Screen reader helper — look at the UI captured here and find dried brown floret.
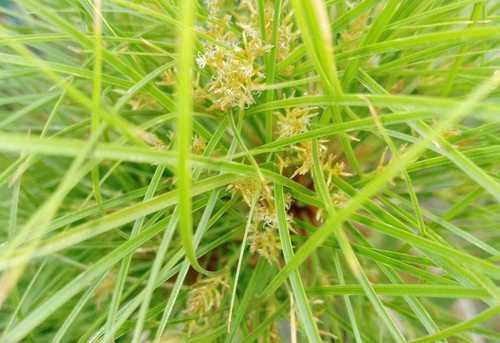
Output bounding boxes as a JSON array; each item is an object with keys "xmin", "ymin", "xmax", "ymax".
[
  {"xmin": 159, "ymin": 69, "xmax": 176, "ymax": 86},
  {"xmin": 192, "ymin": 135, "xmax": 206, "ymax": 154}
]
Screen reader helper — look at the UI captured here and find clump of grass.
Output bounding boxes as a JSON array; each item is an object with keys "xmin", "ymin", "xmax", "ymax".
[{"xmin": 0, "ymin": 0, "xmax": 499, "ymax": 342}]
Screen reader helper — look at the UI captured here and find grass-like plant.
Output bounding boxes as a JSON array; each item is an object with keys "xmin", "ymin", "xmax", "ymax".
[{"xmin": 0, "ymin": 0, "xmax": 499, "ymax": 342}]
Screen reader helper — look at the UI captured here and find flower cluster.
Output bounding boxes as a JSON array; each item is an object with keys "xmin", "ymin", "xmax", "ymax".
[
  {"xmin": 276, "ymin": 138, "xmax": 352, "ymax": 224},
  {"xmin": 228, "ymin": 178, "xmax": 292, "ymax": 264},
  {"xmin": 276, "ymin": 107, "xmax": 317, "ymax": 138},
  {"xmin": 227, "ymin": 178, "xmax": 261, "ymax": 206},
  {"xmin": 249, "ymin": 187, "xmax": 292, "ymax": 263},
  {"xmin": 277, "ymin": 138, "xmax": 353, "ymax": 185},
  {"xmin": 322, "ymin": 154, "xmax": 353, "ymax": 187},
  {"xmin": 195, "ymin": 4, "xmax": 270, "ymax": 111},
  {"xmin": 248, "ymin": 226, "xmax": 281, "ymax": 264},
  {"xmin": 185, "ymin": 274, "xmax": 228, "ymax": 318},
  {"xmin": 277, "ymin": 140, "xmax": 326, "ymax": 179},
  {"xmin": 340, "ymin": 12, "xmax": 369, "ymax": 50},
  {"xmin": 247, "ymin": 0, "xmax": 298, "ymax": 63}
]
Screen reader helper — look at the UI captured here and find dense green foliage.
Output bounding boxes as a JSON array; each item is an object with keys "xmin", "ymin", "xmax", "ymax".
[{"xmin": 0, "ymin": 0, "xmax": 499, "ymax": 342}]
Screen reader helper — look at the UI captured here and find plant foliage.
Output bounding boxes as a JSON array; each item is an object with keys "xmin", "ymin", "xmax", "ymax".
[{"xmin": 0, "ymin": 0, "xmax": 499, "ymax": 342}]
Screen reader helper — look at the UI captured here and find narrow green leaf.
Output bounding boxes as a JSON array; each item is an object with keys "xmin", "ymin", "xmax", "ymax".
[{"xmin": 275, "ymin": 183, "xmax": 321, "ymax": 342}]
